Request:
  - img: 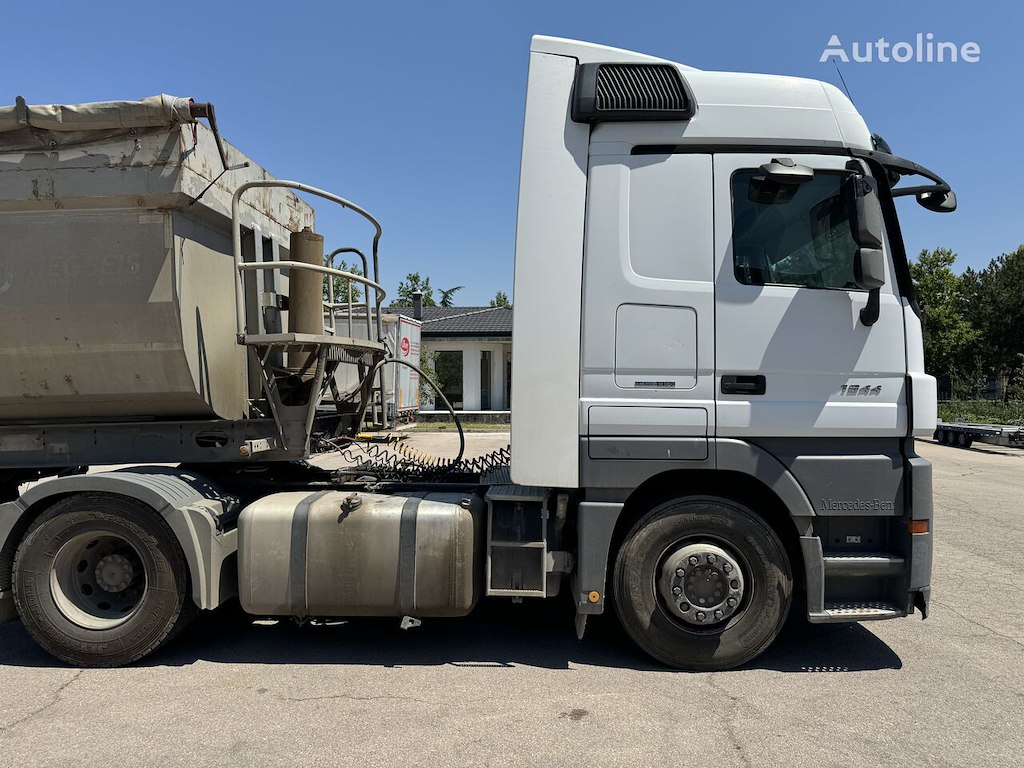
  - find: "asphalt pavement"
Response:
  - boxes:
[0,436,1021,767]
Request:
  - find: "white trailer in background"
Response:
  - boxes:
[934,421,1024,449]
[329,313,421,425]
[0,36,956,671]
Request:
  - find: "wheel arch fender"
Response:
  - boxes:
[575,439,817,619]
[0,468,239,613]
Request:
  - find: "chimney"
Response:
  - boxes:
[412,291,423,320]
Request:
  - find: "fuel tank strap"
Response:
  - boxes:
[398,496,422,616]
[288,491,331,618]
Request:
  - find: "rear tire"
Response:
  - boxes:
[957,432,969,448]
[613,495,792,671]
[13,494,194,667]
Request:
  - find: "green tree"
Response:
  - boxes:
[958,246,1024,387]
[489,290,511,308]
[395,272,436,307]
[909,247,983,397]
[322,259,364,305]
[960,245,1024,399]
[439,285,464,307]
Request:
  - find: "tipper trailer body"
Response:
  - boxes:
[0,37,952,670]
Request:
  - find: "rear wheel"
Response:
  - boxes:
[613,495,792,671]
[957,432,970,448]
[13,494,194,667]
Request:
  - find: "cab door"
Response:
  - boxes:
[713,153,907,438]
[580,150,716,449]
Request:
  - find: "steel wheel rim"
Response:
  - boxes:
[50,531,148,630]
[655,537,750,632]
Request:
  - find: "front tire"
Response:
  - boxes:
[613,495,792,671]
[13,494,194,667]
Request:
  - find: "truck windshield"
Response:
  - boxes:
[732,170,859,290]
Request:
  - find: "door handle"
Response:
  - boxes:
[721,375,766,395]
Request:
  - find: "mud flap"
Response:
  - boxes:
[914,587,930,620]
[0,590,16,624]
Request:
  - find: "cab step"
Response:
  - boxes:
[802,537,911,624]
[817,601,904,622]
[823,552,905,577]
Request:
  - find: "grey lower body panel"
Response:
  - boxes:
[574,502,622,616]
[907,454,933,592]
[576,435,931,625]
[747,437,906,517]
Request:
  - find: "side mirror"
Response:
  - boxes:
[845,159,885,328]
[917,189,957,213]
[846,160,884,248]
[854,248,886,291]
[855,247,885,327]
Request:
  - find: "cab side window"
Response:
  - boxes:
[731,170,861,290]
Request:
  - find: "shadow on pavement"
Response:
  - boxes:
[0,597,901,673]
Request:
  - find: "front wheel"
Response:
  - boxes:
[613,495,792,671]
[13,494,194,667]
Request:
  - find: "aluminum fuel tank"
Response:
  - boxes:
[237,491,485,618]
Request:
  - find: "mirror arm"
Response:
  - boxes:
[891,182,951,198]
[860,289,881,326]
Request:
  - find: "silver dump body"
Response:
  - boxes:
[0,95,314,422]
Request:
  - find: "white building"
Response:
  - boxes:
[386,302,512,412]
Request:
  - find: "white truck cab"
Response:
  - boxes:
[510,36,946,666]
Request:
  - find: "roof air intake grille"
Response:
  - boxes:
[571,63,695,123]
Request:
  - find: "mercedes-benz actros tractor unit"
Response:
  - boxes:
[0,36,953,670]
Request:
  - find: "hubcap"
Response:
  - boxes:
[95,554,134,593]
[658,543,745,627]
[50,532,147,631]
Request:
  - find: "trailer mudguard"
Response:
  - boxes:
[0,467,240,621]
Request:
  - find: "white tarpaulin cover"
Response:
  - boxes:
[0,94,194,133]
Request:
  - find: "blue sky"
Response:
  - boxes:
[3,0,1018,304]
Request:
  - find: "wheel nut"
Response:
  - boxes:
[727,597,737,607]
[689,556,698,566]
[695,611,706,621]
[676,568,685,577]
[714,610,723,619]
[723,563,732,573]
[707,554,717,564]
[672,586,682,595]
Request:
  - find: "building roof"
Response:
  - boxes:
[384,306,513,337]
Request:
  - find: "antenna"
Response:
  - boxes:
[833,60,855,105]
